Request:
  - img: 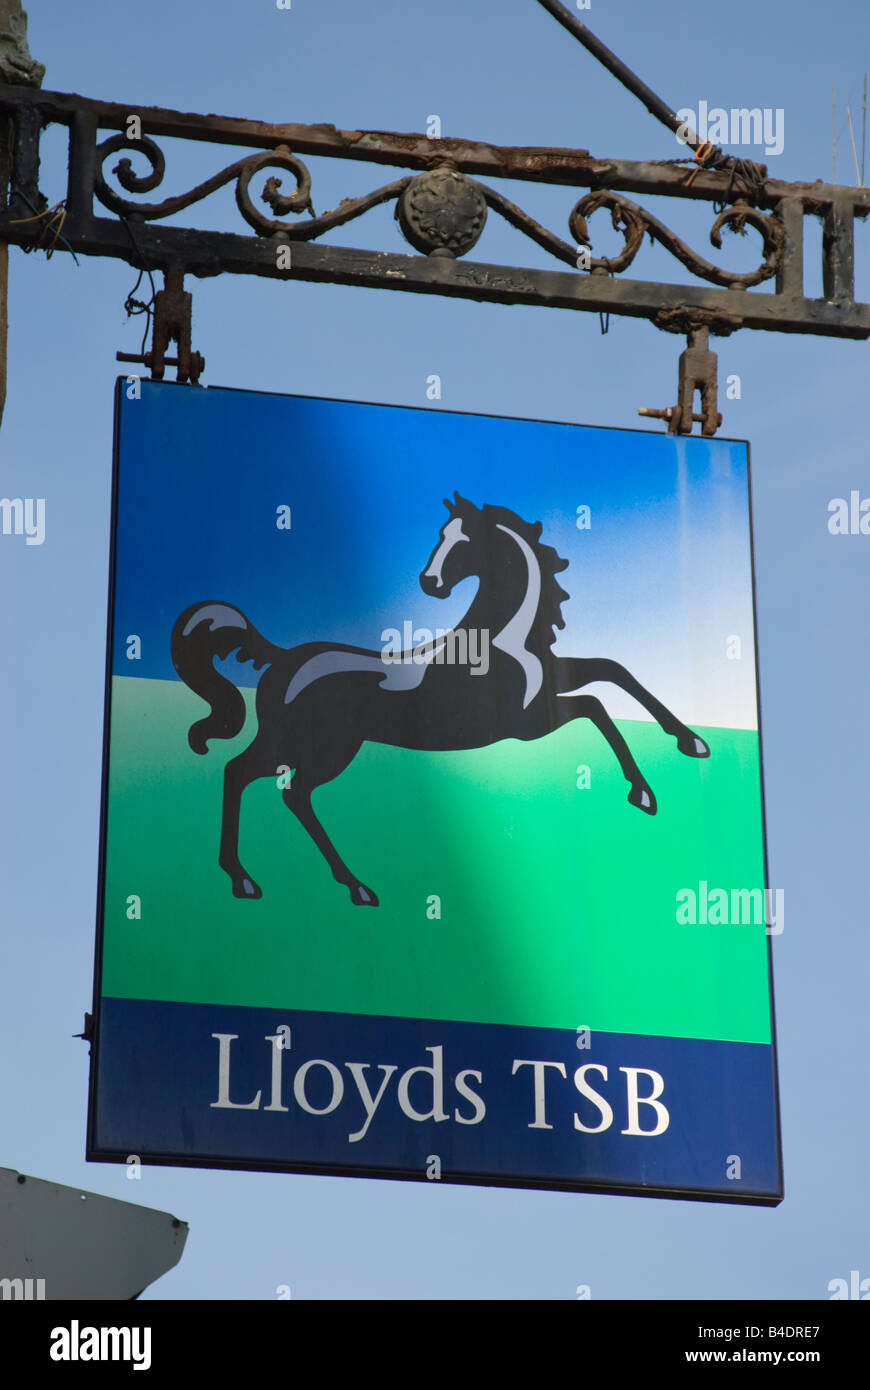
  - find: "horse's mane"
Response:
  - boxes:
[446,493,570,647]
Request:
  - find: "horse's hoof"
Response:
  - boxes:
[628,783,656,815]
[233,876,262,899]
[349,882,379,907]
[678,731,710,758]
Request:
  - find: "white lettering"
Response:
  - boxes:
[511,1059,567,1129]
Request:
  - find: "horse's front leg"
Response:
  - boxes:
[283,773,379,906]
[219,742,270,898]
[558,693,656,815]
[555,657,709,758]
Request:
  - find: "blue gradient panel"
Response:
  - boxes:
[111,381,756,729]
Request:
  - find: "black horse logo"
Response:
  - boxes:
[171,494,710,907]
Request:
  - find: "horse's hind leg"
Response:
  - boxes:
[219,739,273,898]
[558,692,657,815]
[555,657,710,757]
[283,769,379,907]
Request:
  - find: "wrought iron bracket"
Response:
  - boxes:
[0,84,869,423]
[115,267,204,384]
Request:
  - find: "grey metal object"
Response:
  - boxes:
[0,84,868,430]
[0,1166,188,1300]
[0,5,43,87]
[0,5,42,429]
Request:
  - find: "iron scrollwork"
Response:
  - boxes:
[94,132,785,288]
[568,190,785,288]
[95,134,420,244]
[95,135,316,229]
[235,147,313,232]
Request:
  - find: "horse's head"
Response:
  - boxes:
[419,492,480,598]
[420,494,571,663]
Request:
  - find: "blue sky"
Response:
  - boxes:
[1,0,869,1299]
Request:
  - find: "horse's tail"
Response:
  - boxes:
[171,601,283,754]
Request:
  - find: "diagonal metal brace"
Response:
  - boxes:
[116,267,204,384]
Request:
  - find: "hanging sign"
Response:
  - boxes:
[88,379,782,1203]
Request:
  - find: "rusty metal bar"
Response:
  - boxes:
[534,0,703,147]
[532,0,769,209]
[2,83,870,214]
[8,98,39,217]
[21,218,858,340]
[65,108,98,228]
[775,198,805,300]
[823,196,855,302]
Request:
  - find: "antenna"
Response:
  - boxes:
[856,72,861,184]
[846,106,860,184]
[833,84,837,183]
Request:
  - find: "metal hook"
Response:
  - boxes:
[638,323,722,436]
[116,267,204,383]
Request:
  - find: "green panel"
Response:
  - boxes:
[102,676,771,1043]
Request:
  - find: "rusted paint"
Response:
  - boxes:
[3,84,870,213]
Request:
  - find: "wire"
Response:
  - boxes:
[120,217,157,358]
[8,196,80,263]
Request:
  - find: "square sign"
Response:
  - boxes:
[88,380,782,1203]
